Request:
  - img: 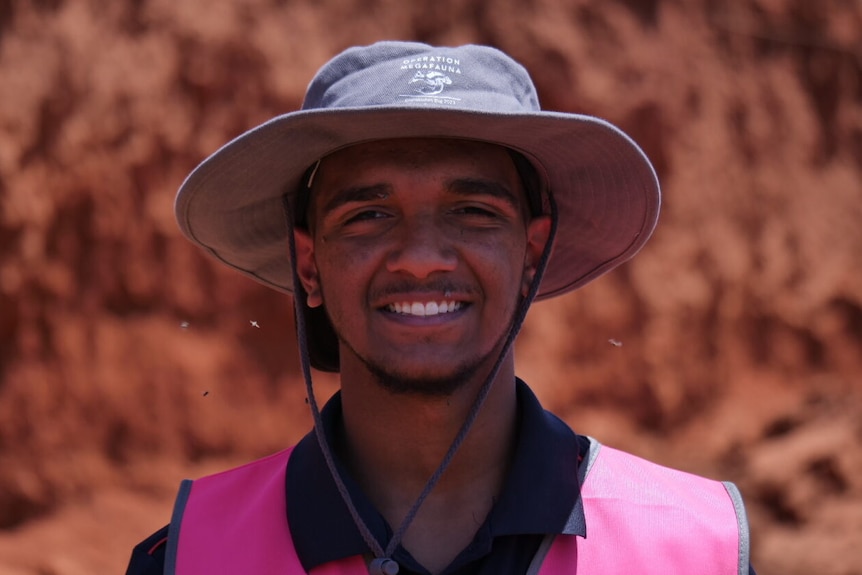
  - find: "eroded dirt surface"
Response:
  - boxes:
[1,1,861,573]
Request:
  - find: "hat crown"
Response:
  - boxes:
[302,42,541,114]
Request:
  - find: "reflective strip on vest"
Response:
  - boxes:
[165,440,749,574]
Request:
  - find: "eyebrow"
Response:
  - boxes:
[319,183,392,216]
[447,178,522,211]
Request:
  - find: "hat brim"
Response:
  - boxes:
[175,106,659,301]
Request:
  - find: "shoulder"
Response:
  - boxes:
[125,448,297,575]
[584,440,740,505]
[579,440,751,574]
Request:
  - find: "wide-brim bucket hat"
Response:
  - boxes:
[175,41,660,370]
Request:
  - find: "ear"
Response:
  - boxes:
[522,215,552,296]
[293,228,323,308]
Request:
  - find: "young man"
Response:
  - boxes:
[127,42,753,574]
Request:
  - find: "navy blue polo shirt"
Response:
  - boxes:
[285,380,586,574]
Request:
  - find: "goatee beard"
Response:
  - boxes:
[361,356,483,397]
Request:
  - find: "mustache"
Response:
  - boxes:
[370,280,478,300]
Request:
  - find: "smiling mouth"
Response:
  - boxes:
[385,301,465,317]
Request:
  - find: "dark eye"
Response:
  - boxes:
[454,205,498,218]
[344,209,389,224]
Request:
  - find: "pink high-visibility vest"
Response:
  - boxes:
[165,440,750,575]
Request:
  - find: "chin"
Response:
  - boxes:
[363,358,483,397]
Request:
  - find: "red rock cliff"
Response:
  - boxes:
[0,1,860,573]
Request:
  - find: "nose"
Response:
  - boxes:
[385,214,457,278]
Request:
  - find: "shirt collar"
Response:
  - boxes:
[286,379,586,572]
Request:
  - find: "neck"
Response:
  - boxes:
[336,353,519,572]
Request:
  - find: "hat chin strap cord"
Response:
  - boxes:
[285,194,558,575]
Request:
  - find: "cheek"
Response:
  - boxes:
[471,245,530,304]
[317,242,378,274]
[314,241,380,301]
[475,235,528,269]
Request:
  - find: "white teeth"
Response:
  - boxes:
[387,301,462,316]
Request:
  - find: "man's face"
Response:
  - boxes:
[294,138,550,395]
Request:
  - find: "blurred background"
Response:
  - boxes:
[0,0,860,573]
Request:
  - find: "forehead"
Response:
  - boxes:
[313,138,522,192]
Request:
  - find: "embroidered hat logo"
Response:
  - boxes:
[399,54,462,102]
[409,71,452,95]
